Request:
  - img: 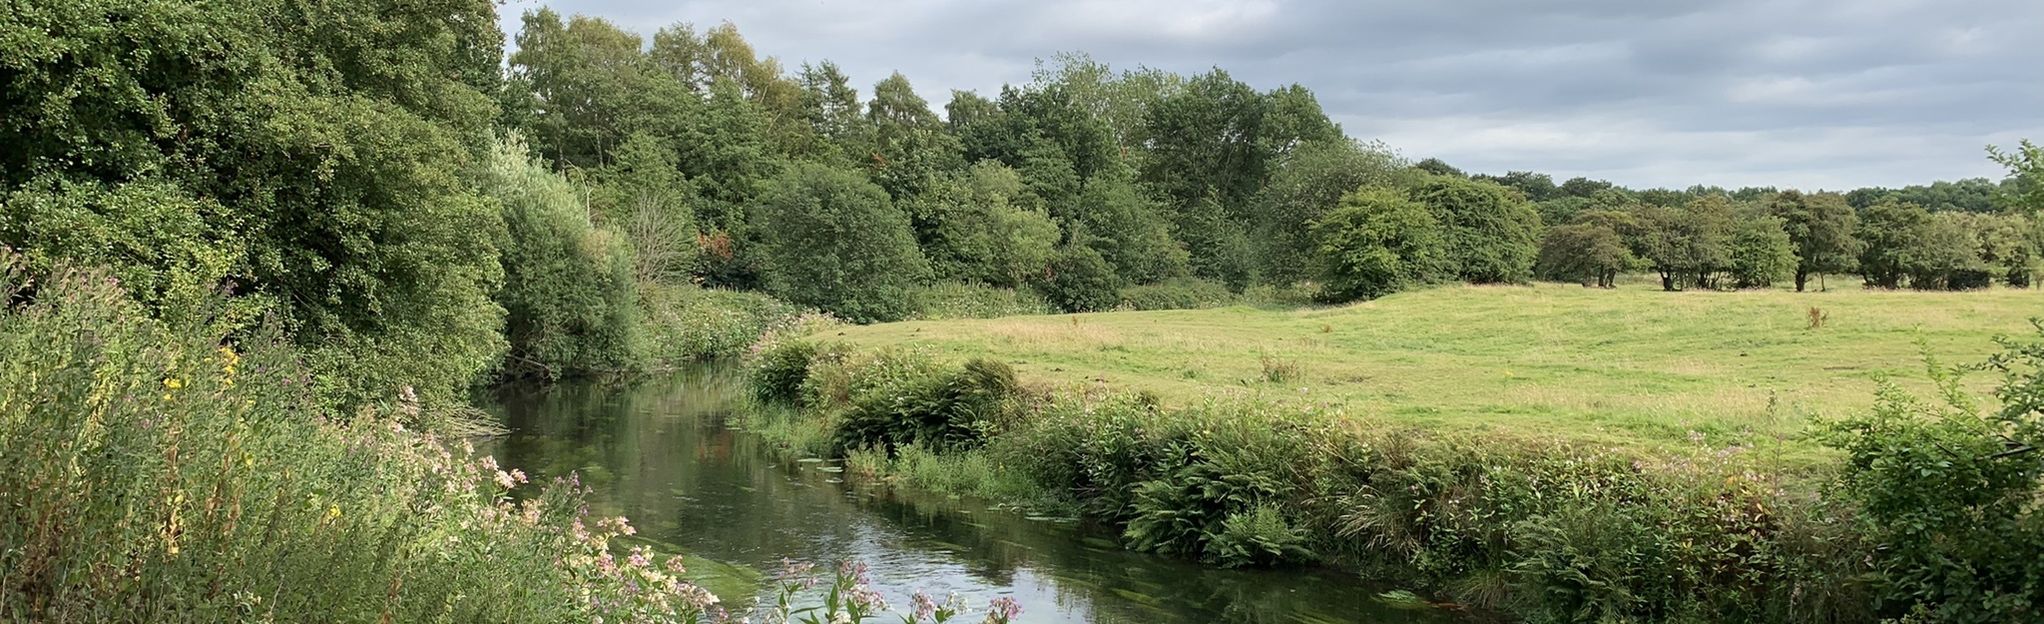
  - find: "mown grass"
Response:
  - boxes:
[820,280,2044,463]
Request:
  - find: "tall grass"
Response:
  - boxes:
[0,264,717,622]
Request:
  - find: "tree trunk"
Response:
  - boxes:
[1660,271,1675,291]
[1794,269,1808,292]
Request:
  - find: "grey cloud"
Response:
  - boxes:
[505,0,2044,189]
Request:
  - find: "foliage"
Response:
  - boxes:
[1036,243,1124,313]
[1309,187,1450,302]
[1992,140,2044,214]
[1410,177,1541,284]
[0,265,716,622]
[1826,327,2044,622]
[827,356,1024,456]
[1118,278,1238,311]
[1536,222,1635,288]
[910,282,1055,320]
[908,162,1059,288]
[1251,140,1414,285]
[482,138,644,379]
[641,282,813,364]
[1769,191,1859,291]
[1726,213,1799,289]
[1,0,512,409]
[754,163,931,322]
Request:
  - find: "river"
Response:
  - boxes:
[480,365,1443,624]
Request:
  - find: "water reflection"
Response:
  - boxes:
[480,366,1439,624]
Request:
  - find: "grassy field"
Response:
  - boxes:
[816,280,2044,461]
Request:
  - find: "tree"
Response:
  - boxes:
[590,133,699,284]
[1859,200,1933,288]
[908,163,1059,288]
[1410,177,1541,284]
[1412,158,1464,177]
[1992,140,2043,215]
[1068,176,1191,284]
[1975,213,2041,287]
[1,0,511,408]
[754,163,930,322]
[1726,213,1798,289]
[1537,223,1634,288]
[1769,191,1860,291]
[866,73,963,201]
[1558,177,1616,198]
[1635,197,1735,291]
[1905,213,1991,290]
[1252,139,1413,285]
[1310,188,1451,302]
[1036,243,1121,313]
[1476,171,1560,203]
[482,138,643,379]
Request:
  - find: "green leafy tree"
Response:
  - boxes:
[1309,188,1451,302]
[866,73,964,201]
[1769,191,1860,291]
[1992,140,2043,214]
[590,133,699,284]
[1536,222,1634,288]
[1905,212,1992,290]
[1859,200,1934,288]
[1,0,511,408]
[1036,243,1122,313]
[908,163,1059,288]
[1069,176,1192,284]
[1726,213,1799,289]
[753,163,930,322]
[1635,197,1735,291]
[1410,177,1541,284]
[1252,139,1414,285]
[482,139,643,379]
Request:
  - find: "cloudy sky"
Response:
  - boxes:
[499,0,2043,190]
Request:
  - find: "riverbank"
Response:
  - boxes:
[739,283,2044,622]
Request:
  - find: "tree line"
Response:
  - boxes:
[3,0,2041,404]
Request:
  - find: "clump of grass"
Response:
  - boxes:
[1807,306,1830,330]
[1260,352,1302,384]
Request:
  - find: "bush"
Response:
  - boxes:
[0,264,718,623]
[1310,187,1450,302]
[819,353,1023,456]
[641,282,810,364]
[483,138,645,379]
[754,163,931,323]
[911,282,1054,320]
[1036,243,1122,313]
[1117,278,1235,311]
[1826,329,2044,622]
[747,338,826,405]
[1410,176,1540,284]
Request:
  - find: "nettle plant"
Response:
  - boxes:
[1827,325,2044,622]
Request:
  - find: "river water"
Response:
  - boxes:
[480,366,1440,624]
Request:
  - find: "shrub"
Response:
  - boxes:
[830,357,1022,455]
[1825,328,2044,622]
[1117,278,1235,311]
[1036,243,1122,313]
[754,163,931,323]
[1410,176,1540,284]
[642,282,810,364]
[747,338,825,405]
[911,282,1054,320]
[1310,187,1450,302]
[483,137,645,379]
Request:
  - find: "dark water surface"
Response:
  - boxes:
[480,366,1441,624]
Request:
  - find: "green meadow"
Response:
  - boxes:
[822,281,2044,461]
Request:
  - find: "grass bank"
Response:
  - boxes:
[0,266,720,622]
[743,281,2044,622]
